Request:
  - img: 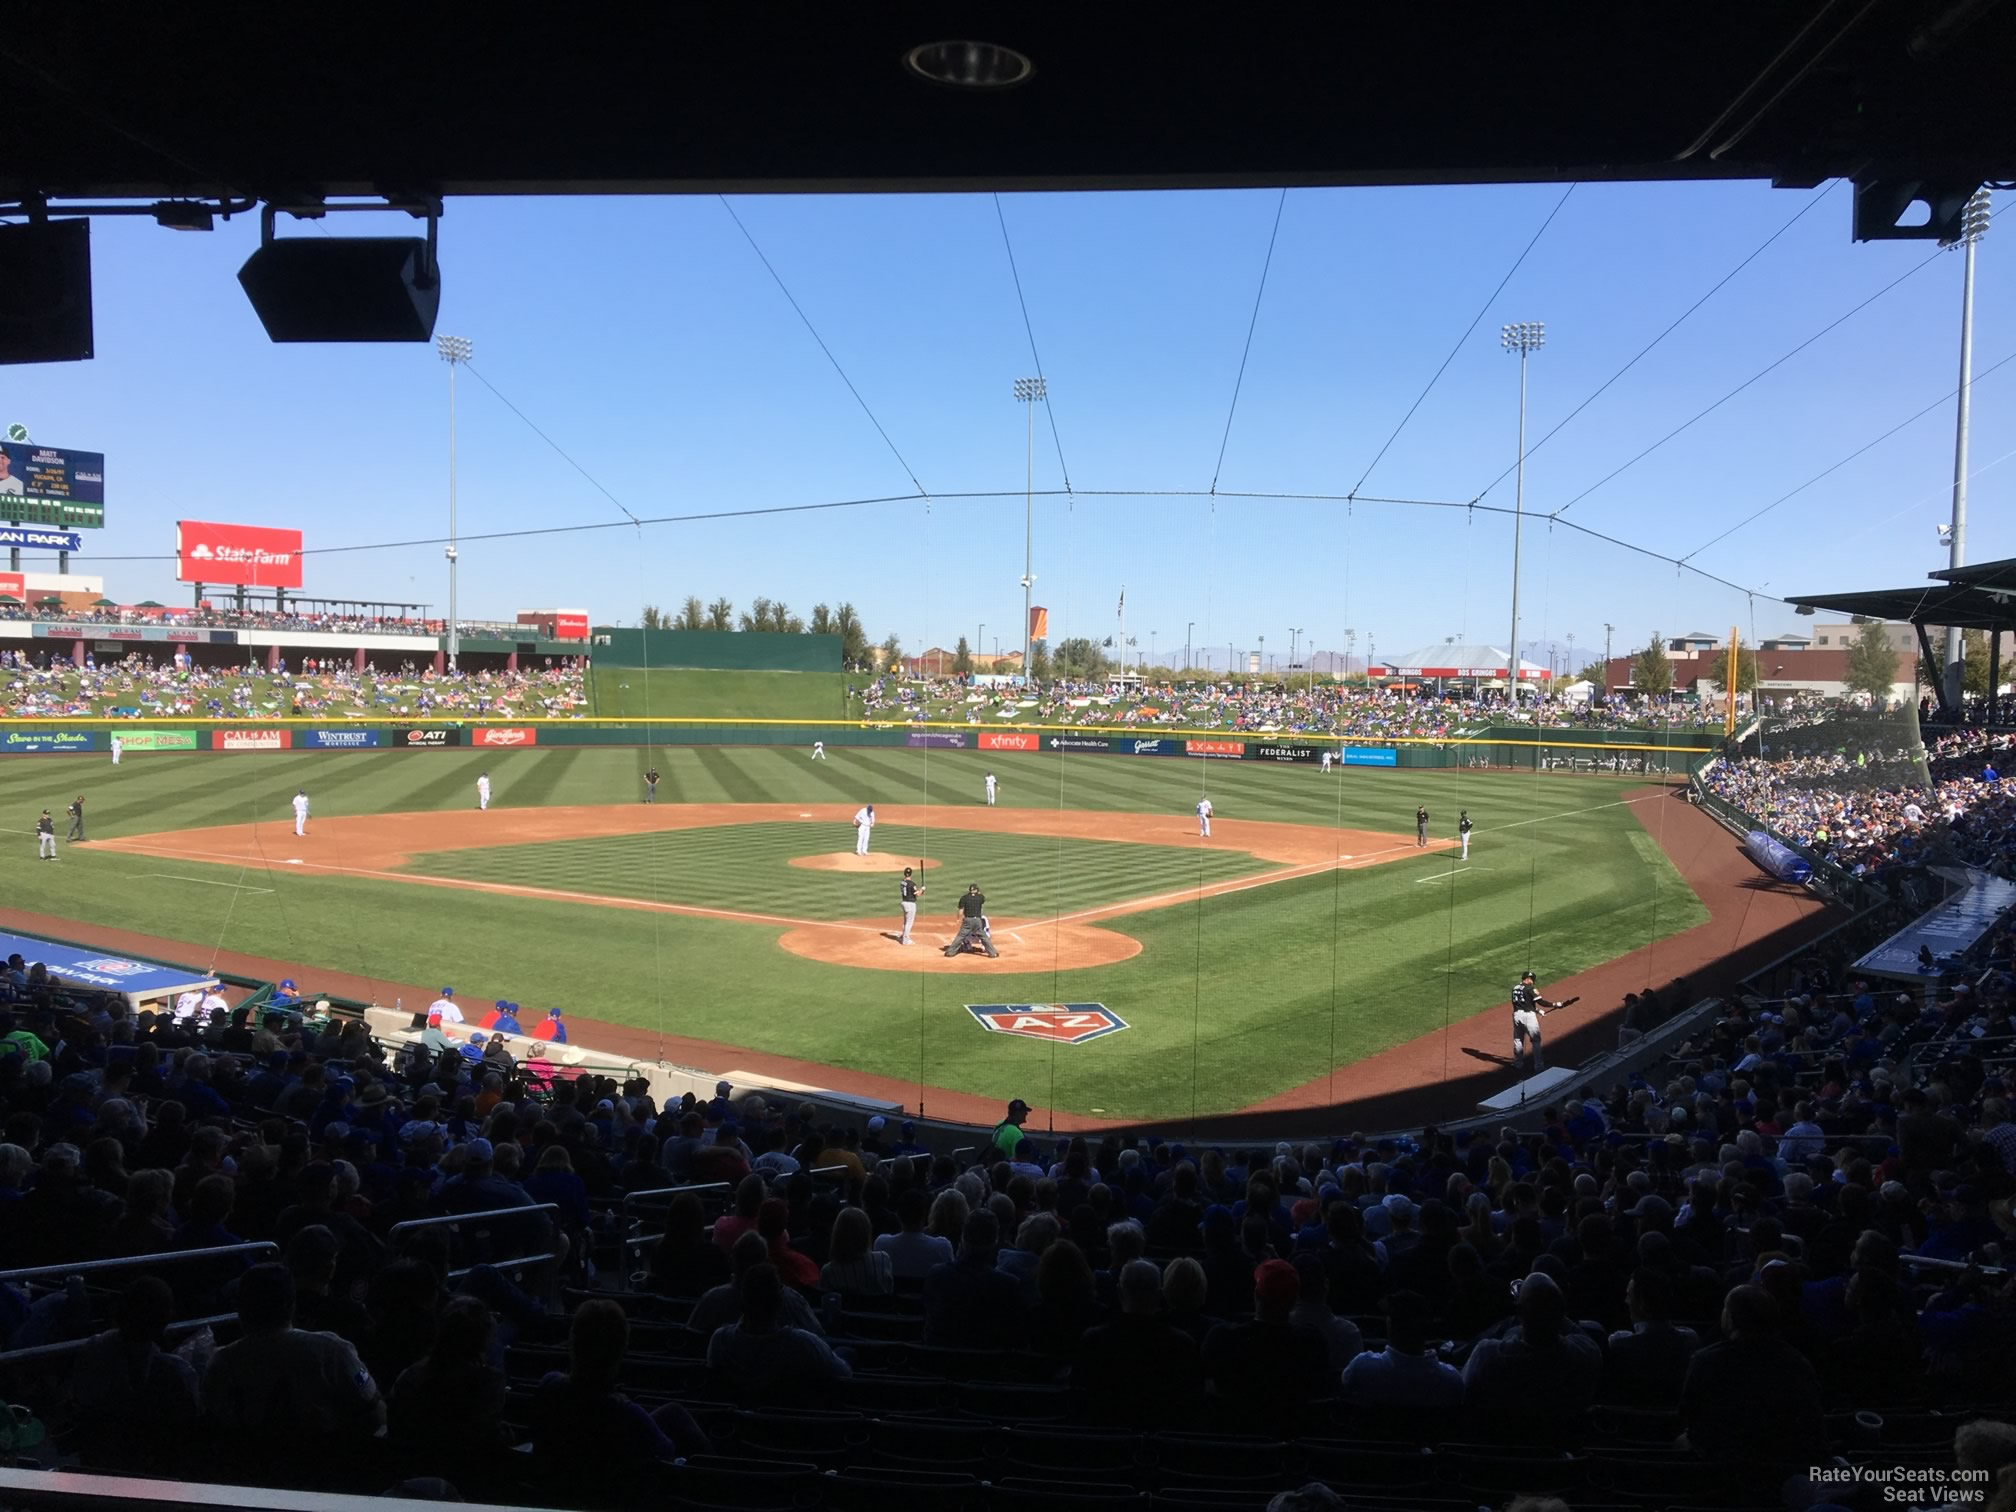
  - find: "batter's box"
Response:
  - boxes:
[966,1003,1129,1044]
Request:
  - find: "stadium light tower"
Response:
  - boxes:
[1014,377,1047,680]
[437,333,473,674]
[1943,190,1992,710]
[1501,321,1545,705]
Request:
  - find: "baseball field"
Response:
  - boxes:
[0,738,1742,1123]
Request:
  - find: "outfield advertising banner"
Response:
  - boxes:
[907,731,967,749]
[1043,734,1110,753]
[1254,743,1321,764]
[1342,747,1398,767]
[217,729,291,751]
[1184,739,1246,760]
[114,730,197,752]
[34,623,214,644]
[472,727,538,748]
[979,731,1040,752]
[175,520,304,589]
[302,729,379,750]
[396,728,460,748]
[1111,737,1184,757]
[2,730,93,753]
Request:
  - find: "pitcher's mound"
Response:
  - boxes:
[790,852,943,873]
[778,916,1140,971]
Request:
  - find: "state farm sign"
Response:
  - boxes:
[176,521,305,589]
[473,727,538,748]
[979,731,1039,752]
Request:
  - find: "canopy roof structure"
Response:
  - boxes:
[1373,644,1550,681]
[1786,557,2016,634]
[7,8,2011,242]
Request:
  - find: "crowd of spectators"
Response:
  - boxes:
[0,651,588,720]
[1703,725,2016,878]
[0,603,480,637]
[858,673,1737,742]
[2,934,2014,1510]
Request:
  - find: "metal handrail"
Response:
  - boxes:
[0,1312,234,1367]
[446,1253,558,1282]
[619,1182,730,1212]
[386,1203,557,1238]
[0,1242,278,1286]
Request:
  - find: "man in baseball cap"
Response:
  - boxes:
[531,1006,566,1044]
[485,1000,523,1035]
[427,987,463,1028]
[992,1098,1031,1161]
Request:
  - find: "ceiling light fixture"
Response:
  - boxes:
[903,40,1034,90]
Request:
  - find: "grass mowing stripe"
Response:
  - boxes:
[503,747,587,810]
[691,747,771,805]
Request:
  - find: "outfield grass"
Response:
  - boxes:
[592,667,853,720]
[0,744,1706,1118]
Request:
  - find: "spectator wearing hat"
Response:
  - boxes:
[1073,1258,1204,1425]
[705,1081,735,1123]
[271,978,300,1006]
[1462,1271,1602,1434]
[1341,1290,1464,1408]
[1201,1258,1330,1428]
[482,1000,522,1035]
[425,988,462,1028]
[992,1098,1031,1161]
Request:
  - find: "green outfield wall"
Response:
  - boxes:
[592,627,843,672]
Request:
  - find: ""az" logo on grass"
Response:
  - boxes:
[965,1004,1129,1044]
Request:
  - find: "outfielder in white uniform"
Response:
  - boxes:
[110,734,123,766]
[853,804,875,856]
[811,741,826,761]
[984,772,997,806]
[1196,797,1213,838]
[477,772,492,811]
[1319,750,1333,773]
[292,789,310,837]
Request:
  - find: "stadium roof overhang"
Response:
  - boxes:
[6,8,2014,231]
[1786,557,2016,633]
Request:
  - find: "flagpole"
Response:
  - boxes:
[1118,587,1126,680]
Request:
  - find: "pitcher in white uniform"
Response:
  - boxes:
[984,772,997,806]
[292,789,310,837]
[477,772,491,811]
[853,804,874,856]
[1196,797,1213,837]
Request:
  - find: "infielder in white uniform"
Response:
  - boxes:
[811,741,826,761]
[477,772,492,811]
[292,789,310,837]
[984,772,997,806]
[1196,797,1213,837]
[110,734,123,766]
[853,804,875,856]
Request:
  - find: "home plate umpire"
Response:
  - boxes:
[943,883,1000,958]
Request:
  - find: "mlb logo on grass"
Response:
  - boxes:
[966,1004,1129,1044]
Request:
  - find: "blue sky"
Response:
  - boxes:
[14,180,2011,671]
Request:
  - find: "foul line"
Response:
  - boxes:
[137,873,277,893]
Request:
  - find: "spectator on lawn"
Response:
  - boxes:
[706,1262,852,1397]
[820,1205,894,1298]
[1202,1258,1330,1428]
[1340,1289,1464,1408]
[645,1192,732,1298]
[875,1185,955,1283]
[923,1209,1026,1349]
[1073,1258,1204,1426]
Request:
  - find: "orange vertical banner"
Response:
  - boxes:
[1029,606,1049,640]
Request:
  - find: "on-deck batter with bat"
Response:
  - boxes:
[1510,970,1579,1075]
